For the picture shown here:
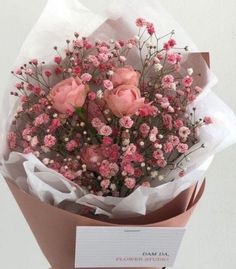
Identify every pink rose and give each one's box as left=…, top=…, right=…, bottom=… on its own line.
left=111, top=66, right=140, bottom=87
left=104, top=85, right=145, bottom=117
left=80, top=145, right=105, bottom=171
left=50, top=77, right=88, bottom=114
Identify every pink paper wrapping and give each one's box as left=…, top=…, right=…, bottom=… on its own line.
left=5, top=178, right=205, bottom=269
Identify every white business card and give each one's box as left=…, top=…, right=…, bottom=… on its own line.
left=75, top=226, right=185, bottom=268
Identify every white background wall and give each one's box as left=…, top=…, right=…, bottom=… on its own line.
left=0, top=0, right=236, bottom=268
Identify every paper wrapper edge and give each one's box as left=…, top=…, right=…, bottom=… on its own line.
left=5, top=177, right=205, bottom=269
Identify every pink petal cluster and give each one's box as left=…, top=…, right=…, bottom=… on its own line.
left=162, top=75, right=174, bottom=88
left=119, top=116, right=134, bottom=128
left=50, top=77, right=88, bottom=114
left=44, top=135, right=56, bottom=148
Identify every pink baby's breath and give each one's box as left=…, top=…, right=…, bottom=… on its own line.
left=168, top=38, right=176, bottom=47
left=157, top=158, right=167, bottom=168
left=100, top=179, right=110, bottom=190
left=98, top=53, right=109, bottom=63
left=7, top=132, right=17, bottom=149
left=73, top=66, right=81, bottom=75
left=162, top=75, right=174, bottom=88
left=34, top=113, right=50, bottom=127
left=44, top=69, right=52, bottom=77
left=153, top=149, right=164, bottom=160
left=124, top=163, right=135, bottom=175
left=99, top=160, right=111, bottom=178
left=30, top=136, right=39, bottom=147
left=124, top=177, right=136, bottom=189
left=174, top=119, right=184, bottom=128
left=167, top=53, right=178, bottom=65
left=88, top=91, right=96, bottom=100
left=119, top=116, right=134, bottom=128
left=146, top=22, right=155, bottom=35
left=49, top=119, right=60, bottom=132
left=182, top=75, right=193, bottom=87
left=66, top=140, right=78, bottom=151
left=149, top=127, right=158, bottom=142
left=103, top=80, right=113, bottom=90
left=163, top=42, right=170, bottom=51
left=22, top=128, right=33, bottom=140
left=102, top=137, right=112, bottom=146
left=176, top=143, right=189, bottom=153
left=204, top=116, right=213, bottom=125
left=63, top=171, right=75, bottom=180
left=99, top=125, right=112, bottom=136
left=163, top=142, right=174, bottom=153
left=179, top=126, right=191, bottom=138
left=23, top=147, right=33, bottom=154
left=54, top=56, right=62, bottom=64
left=168, top=135, right=180, bottom=146
left=88, top=55, right=100, bottom=67
left=81, top=73, right=92, bottom=82
left=135, top=17, right=146, bottom=27
left=139, top=123, right=150, bottom=136
left=44, top=135, right=56, bottom=148
left=141, top=181, right=151, bottom=187
left=25, top=68, right=33, bottom=75
left=91, top=118, right=104, bottom=129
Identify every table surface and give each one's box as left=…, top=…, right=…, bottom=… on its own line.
left=0, top=0, right=236, bottom=269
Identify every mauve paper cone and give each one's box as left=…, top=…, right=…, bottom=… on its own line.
left=5, top=178, right=205, bottom=269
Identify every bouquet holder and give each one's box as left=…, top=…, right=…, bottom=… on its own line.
left=5, top=177, right=205, bottom=269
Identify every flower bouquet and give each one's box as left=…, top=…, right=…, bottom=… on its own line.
left=1, top=0, right=236, bottom=268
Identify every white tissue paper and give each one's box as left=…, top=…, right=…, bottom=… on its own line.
left=1, top=0, right=236, bottom=218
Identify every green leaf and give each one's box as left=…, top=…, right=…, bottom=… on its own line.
left=75, top=107, right=86, bottom=121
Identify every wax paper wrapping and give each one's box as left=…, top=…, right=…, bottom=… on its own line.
left=1, top=0, right=236, bottom=218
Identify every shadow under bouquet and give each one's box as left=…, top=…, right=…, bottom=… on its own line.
left=1, top=0, right=236, bottom=268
